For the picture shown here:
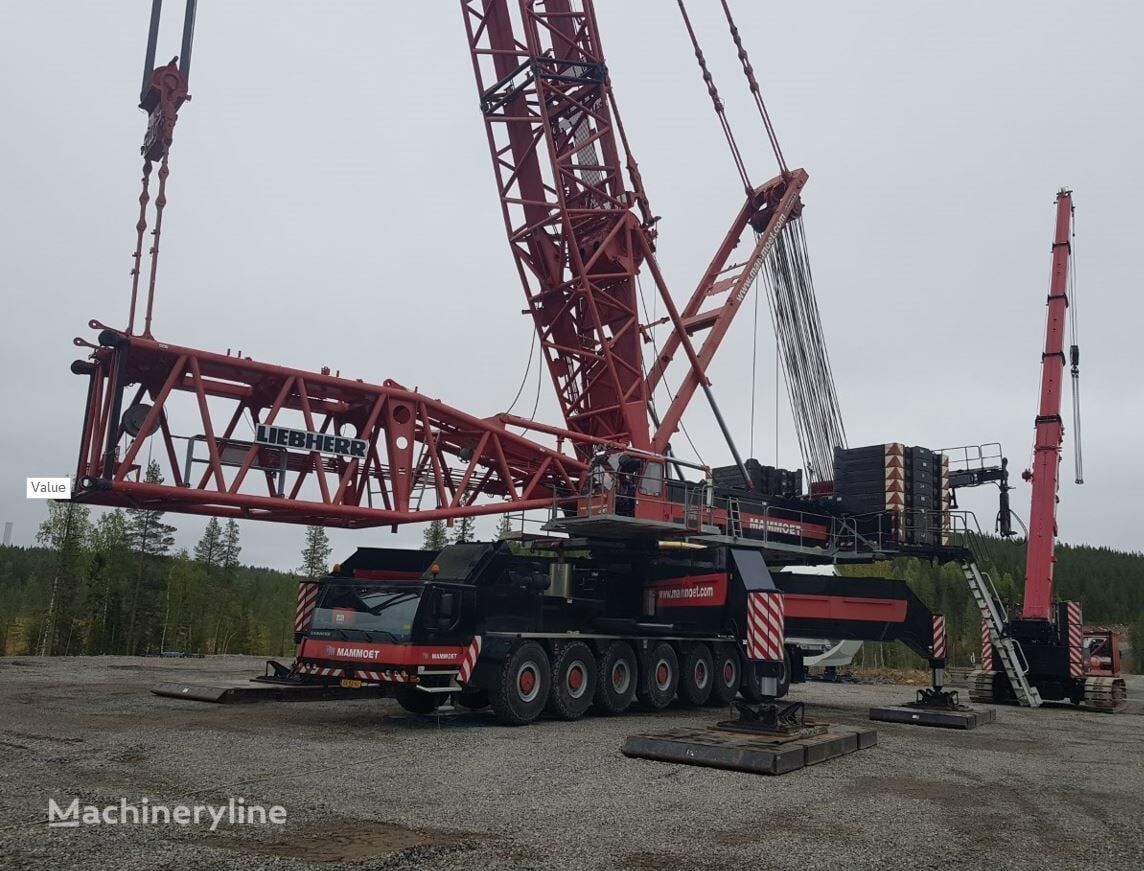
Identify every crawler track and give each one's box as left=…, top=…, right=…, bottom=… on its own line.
left=1081, top=676, right=1128, bottom=713
left=967, top=669, right=1001, bottom=705
left=966, top=669, right=1129, bottom=713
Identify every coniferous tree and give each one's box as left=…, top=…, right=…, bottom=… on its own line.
left=36, top=501, right=92, bottom=656
left=1129, top=617, right=1144, bottom=673
left=125, top=460, right=177, bottom=653
left=493, top=514, right=527, bottom=554
left=423, top=519, right=449, bottom=551
left=193, top=518, right=227, bottom=654
left=194, top=517, right=224, bottom=570
left=220, top=520, right=242, bottom=580
left=495, top=515, right=515, bottom=540
left=450, top=516, right=476, bottom=544
left=2, top=520, right=1141, bottom=667
left=88, top=509, right=131, bottom=654
left=198, top=519, right=245, bottom=654
left=299, top=526, right=332, bottom=578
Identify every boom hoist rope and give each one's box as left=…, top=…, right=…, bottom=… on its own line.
left=675, top=0, right=753, bottom=196
left=718, top=0, right=787, bottom=177
left=1068, top=211, right=1084, bottom=484
left=677, top=0, right=847, bottom=482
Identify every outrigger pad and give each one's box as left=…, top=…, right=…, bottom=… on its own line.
left=869, top=705, right=996, bottom=730
left=621, top=725, right=876, bottom=776
left=151, top=681, right=386, bottom=704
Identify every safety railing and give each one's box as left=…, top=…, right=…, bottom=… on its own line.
left=939, top=442, right=1004, bottom=474
left=182, top=435, right=288, bottom=497
left=550, top=459, right=983, bottom=560
left=947, top=511, right=1018, bottom=634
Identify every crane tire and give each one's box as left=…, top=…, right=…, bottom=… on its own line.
left=706, top=643, right=741, bottom=706
left=545, top=641, right=597, bottom=721
left=637, top=641, right=679, bottom=710
left=678, top=643, right=714, bottom=706
left=593, top=641, right=638, bottom=715
left=489, top=641, right=551, bottom=726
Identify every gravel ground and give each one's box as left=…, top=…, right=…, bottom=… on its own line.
left=0, top=655, right=1141, bottom=870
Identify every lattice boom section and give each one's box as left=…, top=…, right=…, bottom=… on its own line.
left=70, top=327, right=585, bottom=527
left=462, top=0, right=652, bottom=454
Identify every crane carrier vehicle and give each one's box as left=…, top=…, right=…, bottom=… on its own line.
left=289, top=514, right=955, bottom=725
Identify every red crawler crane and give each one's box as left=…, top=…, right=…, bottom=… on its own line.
left=969, top=190, right=1126, bottom=712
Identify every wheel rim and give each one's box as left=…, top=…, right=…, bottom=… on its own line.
left=517, top=662, right=541, bottom=703
left=694, top=659, right=709, bottom=690
left=722, top=659, right=736, bottom=686
left=612, top=659, right=631, bottom=694
left=567, top=661, right=588, bottom=699
left=655, top=659, right=672, bottom=692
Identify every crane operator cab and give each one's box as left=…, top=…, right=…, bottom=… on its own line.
left=579, top=449, right=669, bottom=520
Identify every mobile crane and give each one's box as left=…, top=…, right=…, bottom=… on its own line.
left=967, top=190, right=1126, bottom=713
left=73, top=1, right=973, bottom=725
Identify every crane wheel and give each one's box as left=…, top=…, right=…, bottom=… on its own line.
left=637, top=641, right=679, bottom=710
left=705, top=643, right=741, bottom=706
left=678, top=643, right=714, bottom=706
left=394, top=685, right=441, bottom=716
left=489, top=641, right=551, bottom=726
left=545, top=641, right=597, bottom=721
left=593, top=641, right=638, bottom=715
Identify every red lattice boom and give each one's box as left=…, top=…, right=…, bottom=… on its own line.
left=71, top=325, right=586, bottom=527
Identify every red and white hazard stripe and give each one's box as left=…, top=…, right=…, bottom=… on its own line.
left=293, top=581, right=321, bottom=660
left=932, top=615, right=947, bottom=661
left=981, top=619, right=993, bottom=670
left=1067, top=601, right=1084, bottom=679
left=296, top=663, right=344, bottom=678
left=746, top=592, right=784, bottom=661
left=357, top=670, right=410, bottom=683
left=457, top=636, right=482, bottom=685
left=295, top=581, right=319, bottom=633
left=295, top=663, right=412, bottom=683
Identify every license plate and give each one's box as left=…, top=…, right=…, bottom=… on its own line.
left=340, top=678, right=362, bottom=688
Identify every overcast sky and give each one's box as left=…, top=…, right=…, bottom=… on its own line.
left=2, top=1, right=1141, bottom=569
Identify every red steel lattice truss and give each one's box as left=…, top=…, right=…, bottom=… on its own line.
left=74, top=328, right=585, bottom=527
left=71, top=1, right=810, bottom=528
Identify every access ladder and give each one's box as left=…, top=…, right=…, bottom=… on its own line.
left=962, top=559, right=1042, bottom=707
left=728, top=497, right=743, bottom=539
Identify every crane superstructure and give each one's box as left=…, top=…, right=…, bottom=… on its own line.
left=70, top=1, right=837, bottom=534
